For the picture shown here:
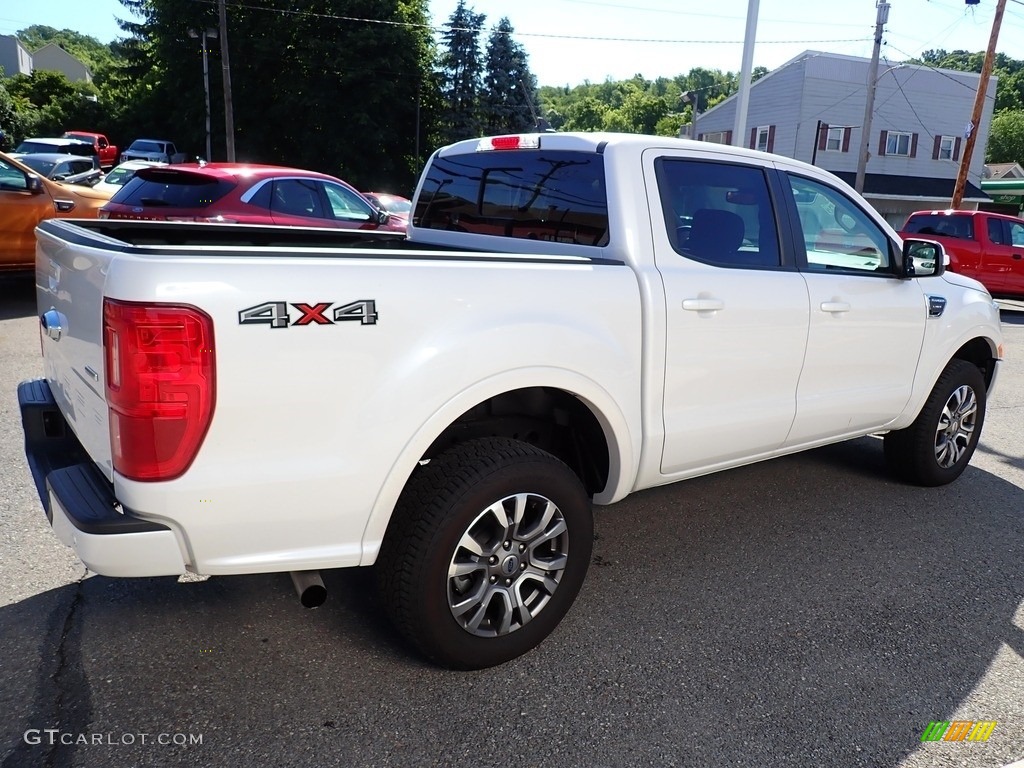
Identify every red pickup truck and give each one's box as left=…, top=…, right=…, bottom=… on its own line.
left=62, top=131, right=118, bottom=170
left=900, top=209, right=1024, bottom=299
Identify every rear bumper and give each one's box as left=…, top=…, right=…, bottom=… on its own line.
left=18, top=379, right=186, bottom=577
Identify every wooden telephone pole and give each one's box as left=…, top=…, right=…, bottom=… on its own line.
left=951, top=0, right=1006, bottom=208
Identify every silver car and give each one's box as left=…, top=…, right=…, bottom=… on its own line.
left=10, top=152, right=104, bottom=187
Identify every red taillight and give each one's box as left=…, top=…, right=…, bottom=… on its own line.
left=103, top=299, right=215, bottom=481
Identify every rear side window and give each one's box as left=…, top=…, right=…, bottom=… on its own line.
left=414, top=149, right=608, bottom=245
left=903, top=213, right=973, bottom=240
left=112, top=172, right=235, bottom=208
left=656, top=158, right=781, bottom=268
left=987, top=217, right=1006, bottom=245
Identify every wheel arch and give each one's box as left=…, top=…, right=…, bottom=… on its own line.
left=359, top=368, right=638, bottom=565
left=951, top=335, right=999, bottom=392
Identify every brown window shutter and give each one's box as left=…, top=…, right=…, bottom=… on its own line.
left=767, top=125, right=776, bottom=152
left=932, top=135, right=941, bottom=160
left=818, top=123, right=829, bottom=151
left=954, top=137, right=962, bottom=161
left=842, top=127, right=851, bottom=152
left=725, top=130, right=733, bottom=145
left=878, top=130, right=888, bottom=156
left=750, top=127, right=757, bottom=149
left=910, top=133, right=918, bottom=158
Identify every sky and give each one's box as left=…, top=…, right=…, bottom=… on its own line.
left=1, top=0, right=1023, bottom=87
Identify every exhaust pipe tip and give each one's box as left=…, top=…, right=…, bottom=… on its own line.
left=289, top=570, right=327, bottom=608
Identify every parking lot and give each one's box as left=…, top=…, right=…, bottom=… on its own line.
left=1, top=274, right=1022, bottom=768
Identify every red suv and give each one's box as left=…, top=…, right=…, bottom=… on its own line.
left=99, top=163, right=405, bottom=232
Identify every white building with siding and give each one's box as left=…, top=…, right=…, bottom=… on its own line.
left=689, top=51, right=994, bottom=229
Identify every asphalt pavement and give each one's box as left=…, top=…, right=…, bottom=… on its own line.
left=1, top=274, right=1022, bottom=768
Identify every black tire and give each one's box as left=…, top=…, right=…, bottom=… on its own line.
left=884, top=359, right=986, bottom=487
left=376, top=437, right=593, bottom=670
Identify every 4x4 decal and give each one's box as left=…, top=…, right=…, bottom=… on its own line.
left=239, top=300, right=378, bottom=328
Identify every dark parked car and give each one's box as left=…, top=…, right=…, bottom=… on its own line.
left=10, top=152, right=103, bottom=187
left=100, top=163, right=406, bottom=232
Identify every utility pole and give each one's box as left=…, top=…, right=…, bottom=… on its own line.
left=731, top=0, right=760, bottom=147
left=855, top=1, right=890, bottom=194
left=188, top=28, right=216, bottom=162
left=951, top=0, right=1006, bottom=208
left=218, top=0, right=236, bottom=162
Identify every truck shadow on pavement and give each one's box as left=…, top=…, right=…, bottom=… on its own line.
left=0, top=275, right=36, bottom=322
left=2, top=440, right=1022, bottom=768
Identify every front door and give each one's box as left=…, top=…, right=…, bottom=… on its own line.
left=781, top=172, right=927, bottom=443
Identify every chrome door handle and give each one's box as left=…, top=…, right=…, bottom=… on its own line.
left=820, top=301, right=851, bottom=314
left=682, top=298, right=724, bottom=312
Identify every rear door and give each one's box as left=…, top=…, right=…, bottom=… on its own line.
left=645, top=149, right=810, bottom=475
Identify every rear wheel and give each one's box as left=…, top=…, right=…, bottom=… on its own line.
left=884, top=359, right=986, bottom=486
left=377, top=437, right=593, bottom=670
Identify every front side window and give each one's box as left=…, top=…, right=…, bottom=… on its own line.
left=787, top=174, right=892, bottom=273
left=1010, top=221, right=1024, bottom=246
left=323, top=183, right=374, bottom=221
left=657, top=158, right=780, bottom=268
left=826, top=127, right=844, bottom=151
left=415, top=148, right=608, bottom=245
left=886, top=131, right=913, bottom=156
left=0, top=159, right=28, bottom=191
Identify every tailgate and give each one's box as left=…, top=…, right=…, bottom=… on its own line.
left=35, top=220, right=115, bottom=480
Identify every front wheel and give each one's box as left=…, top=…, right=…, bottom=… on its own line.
left=884, top=359, right=986, bottom=486
left=376, top=437, right=593, bottom=670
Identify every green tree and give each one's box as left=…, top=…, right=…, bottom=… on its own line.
left=987, top=109, right=1024, bottom=164
left=439, top=0, right=486, bottom=143
left=562, top=96, right=606, bottom=131
left=620, top=87, right=670, bottom=134
left=5, top=70, right=102, bottom=139
left=481, top=18, right=538, bottom=134
left=113, top=0, right=437, bottom=190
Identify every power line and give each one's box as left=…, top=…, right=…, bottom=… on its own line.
left=175, top=0, right=869, bottom=47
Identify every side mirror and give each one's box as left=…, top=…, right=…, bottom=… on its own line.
left=376, top=208, right=390, bottom=226
left=26, top=174, right=44, bottom=194
left=901, top=238, right=946, bottom=278
left=52, top=174, right=68, bottom=182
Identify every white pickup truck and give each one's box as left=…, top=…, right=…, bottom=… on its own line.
left=18, top=132, right=1004, bottom=669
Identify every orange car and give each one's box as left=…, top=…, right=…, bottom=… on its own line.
left=0, top=150, right=113, bottom=272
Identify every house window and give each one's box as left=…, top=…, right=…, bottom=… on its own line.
left=886, top=131, right=913, bottom=156
left=826, top=127, right=844, bottom=151
left=703, top=131, right=729, bottom=145
left=756, top=126, right=770, bottom=152
left=932, top=134, right=960, bottom=161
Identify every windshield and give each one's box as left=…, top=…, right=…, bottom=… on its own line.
left=103, top=167, right=137, bottom=186
left=129, top=141, right=164, bottom=153
left=16, top=141, right=62, bottom=154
